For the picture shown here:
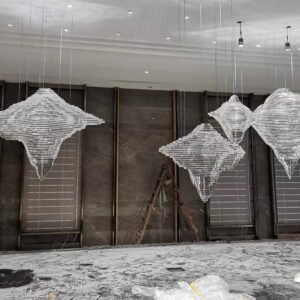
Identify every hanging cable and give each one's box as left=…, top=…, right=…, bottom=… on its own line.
left=18, top=17, right=24, bottom=103
left=58, top=11, right=64, bottom=95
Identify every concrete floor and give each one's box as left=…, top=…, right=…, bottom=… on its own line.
left=0, top=240, right=299, bottom=299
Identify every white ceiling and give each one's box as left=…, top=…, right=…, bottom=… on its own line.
left=0, top=0, right=299, bottom=93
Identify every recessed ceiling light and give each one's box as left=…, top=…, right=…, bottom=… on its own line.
left=212, top=41, right=217, bottom=44
left=116, top=33, right=121, bottom=36
left=185, top=16, right=190, bottom=20
left=8, top=24, right=13, bottom=27
left=128, top=10, right=133, bottom=14
left=166, top=36, right=171, bottom=40
left=64, top=28, right=69, bottom=32
left=144, top=70, right=149, bottom=74
left=256, top=44, right=261, bottom=48
left=67, top=4, right=72, bottom=8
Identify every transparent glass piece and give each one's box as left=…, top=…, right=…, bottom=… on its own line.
left=0, top=88, right=105, bottom=179
left=208, top=95, right=253, bottom=144
left=252, top=88, right=300, bottom=179
left=159, top=123, right=245, bottom=202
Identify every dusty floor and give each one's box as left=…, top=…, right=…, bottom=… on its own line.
left=0, top=241, right=299, bottom=299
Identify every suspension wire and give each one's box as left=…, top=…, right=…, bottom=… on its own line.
left=219, top=0, right=222, bottom=27
left=18, top=16, right=24, bottom=103
left=38, top=4, right=44, bottom=87
left=178, top=0, right=181, bottom=48
left=42, top=0, right=48, bottom=87
left=69, top=14, right=74, bottom=99
left=199, top=1, right=202, bottom=34
left=26, top=3, right=32, bottom=83
left=290, top=28, right=295, bottom=90
left=58, top=11, right=64, bottom=95
left=230, top=0, right=235, bottom=94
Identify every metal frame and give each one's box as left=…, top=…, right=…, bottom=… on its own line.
left=269, top=150, right=300, bottom=238
left=0, top=81, right=5, bottom=160
left=204, top=91, right=256, bottom=241
left=112, top=87, right=120, bottom=245
left=18, top=82, right=85, bottom=249
left=172, top=90, right=179, bottom=242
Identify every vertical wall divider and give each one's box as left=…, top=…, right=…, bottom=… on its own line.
left=0, top=81, right=5, bottom=161
left=17, top=82, right=28, bottom=249
left=80, top=85, right=88, bottom=247
left=172, top=90, right=179, bottom=243
left=112, top=87, right=120, bottom=245
left=269, top=150, right=278, bottom=237
left=202, top=91, right=210, bottom=241
left=247, top=93, right=258, bottom=239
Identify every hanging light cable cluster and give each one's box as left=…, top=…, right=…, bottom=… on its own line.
left=0, top=4, right=106, bottom=180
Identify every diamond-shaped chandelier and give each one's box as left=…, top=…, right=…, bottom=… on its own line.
left=0, top=88, right=105, bottom=179
left=208, top=95, right=253, bottom=144
left=159, top=123, right=245, bottom=202
left=252, top=88, right=300, bottom=179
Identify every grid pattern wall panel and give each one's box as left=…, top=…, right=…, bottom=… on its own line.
left=208, top=119, right=253, bottom=226
left=274, top=158, right=300, bottom=225
left=21, top=133, right=81, bottom=233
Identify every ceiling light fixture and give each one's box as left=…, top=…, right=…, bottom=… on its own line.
left=185, top=16, right=190, bottom=20
left=237, top=21, right=244, bottom=48
left=144, top=70, right=149, bottom=74
left=285, top=25, right=292, bottom=51
left=256, top=44, right=261, bottom=48
left=212, top=41, right=217, bottom=44
left=64, top=28, right=69, bottom=32
left=116, top=33, right=121, bottom=36
left=8, top=24, right=13, bottom=27
left=67, top=4, right=72, bottom=8
left=128, top=10, right=133, bottom=14
left=166, top=37, right=171, bottom=40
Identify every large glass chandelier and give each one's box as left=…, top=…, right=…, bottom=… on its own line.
left=252, top=88, right=300, bottom=179
left=159, top=124, right=245, bottom=202
left=0, top=88, right=105, bottom=179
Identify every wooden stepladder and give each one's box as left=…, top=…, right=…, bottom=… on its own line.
left=136, top=162, right=199, bottom=244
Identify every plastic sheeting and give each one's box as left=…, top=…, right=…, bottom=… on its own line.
left=159, top=124, right=245, bottom=202
left=132, top=275, right=255, bottom=300
left=0, top=88, right=104, bottom=179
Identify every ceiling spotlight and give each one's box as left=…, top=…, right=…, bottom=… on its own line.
left=116, top=33, right=121, bottom=36
left=128, top=10, right=133, bottom=14
left=8, top=24, right=13, bottom=27
left=144, top=70, right=149, bottom=74
left=256, top=44, right=261, bottom=48
left=212, top=41, right=217, bottom=44
left=237, top=21, right=244, bottom=47
left=166, top=36, right=171, bottom=40
left=285, top=25, right=292, bottom=51
left=67, top=4, right=72, bottom=8
left=64, top=28, right=69, bottom=32
left=185, top=16, right=190, bottom=20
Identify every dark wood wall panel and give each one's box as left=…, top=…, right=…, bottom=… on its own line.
left=82, top=87, right=114, bottom=246
left=0, top=83, right=25, bottom=250
left=118, top=89, right=174, bottom=245
left=177, top=92, right=207, bottom=241
left=250, top=95, right=274, bottom=239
